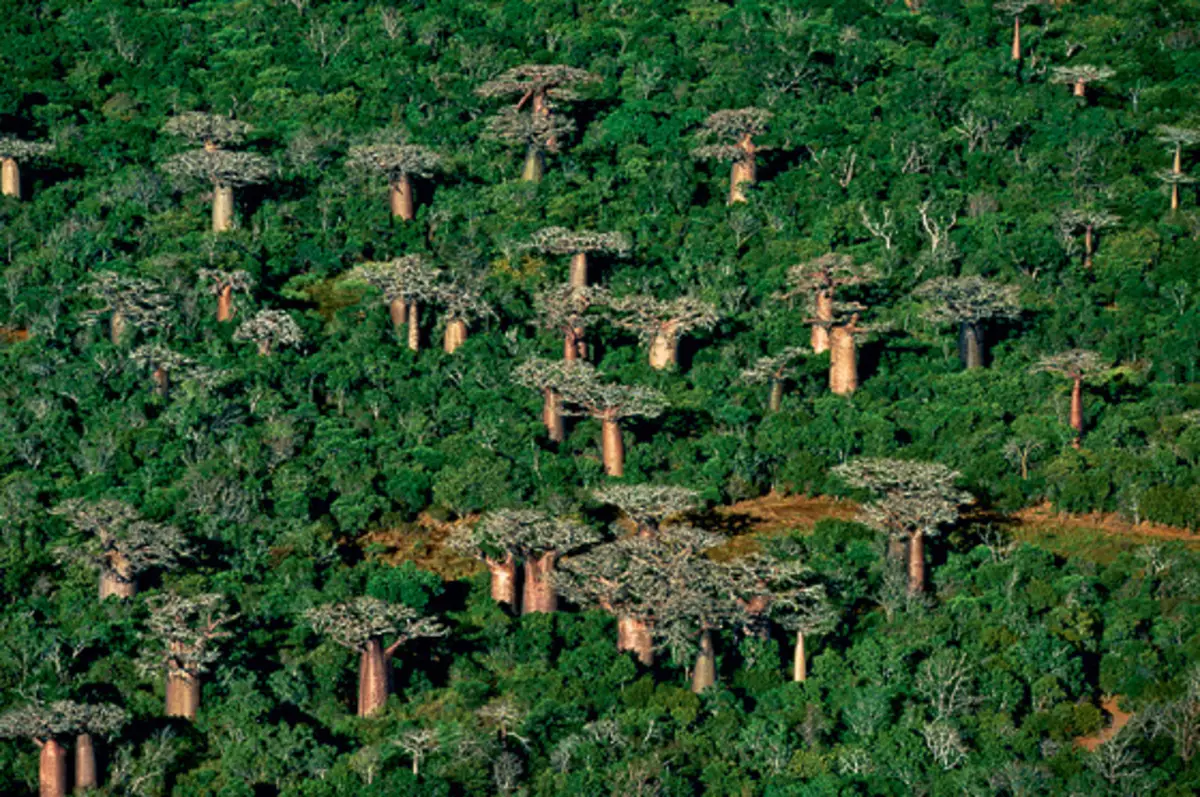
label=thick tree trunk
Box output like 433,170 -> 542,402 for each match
256,339 -> 271,357
110,311 -> 127,347
569,252 -> 588,288
768,379 -> 784,413
829,325 -> 858,395
522,551 -> 558,614
691,629 -> 716,693
75,733 -> 96,793
212,185 -> 234,233
1011,17 -> 1021,61
648,328 -> 678,370
99,569 -> 135,601
389,175 -> 414,221
2,157 -> 20,199
812,291 -> 833,353
487,554 -> 517,606
216,284 -> 234,322
563,329 -> 579,361
1073,79 -> 1086,98
388,297 -> 407,330
908,531 -> 925,596
407,302 -> 420,352
618,616 -> 654,665
1083,225 -> 1094,268
357,639 -> 388,717
39,739 -> 67,797
152,366 -> 169,397
522,147 -> 544,182
542,389 -> 565,443
793,630 -> 808,682
1070,376 -> 1083,448
165,671 -> 200,720
444,319 -> 468,353
1175,145 -> 1183,176
729,137 -> 756,204
601,418 -> 624,477
1173,181 -> 1181,212
959,321 -> 985,370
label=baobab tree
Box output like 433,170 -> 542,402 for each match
482,108 -> 576,182
81,272 -> 173,346
742,347 -> 807,411
0,135 -> 54,200
476,63 -> 598,152
832,458 -> 971,595
436,278 -> 493,354
51,498 -> 189,599
347,256 -> 441,351
1031,349 -> 1107,448
129,344 -> 201,397
233,309 -> 303,356
692,108 -> 773,204
513,357 -> 587,443
826,303 -> 869,396
305,597 -> 445,717
1058,207 -> 1119,268
345,136 -> 443,221
592,484 -> 701,537
529,227 -> 630,288
197,268 -> 253,322
1050,65 -> 1115,99
609,294 -> 718,370
778,253 -> 879,354
0,701 -> 126,797
139,592 -> 237,719
533,284 -> 610,362
161,112 -> 272,232
912,276 -> 1021,369
449,509 -> 602,614
1156,125 -> 1200,211
995,0 -> 1037,61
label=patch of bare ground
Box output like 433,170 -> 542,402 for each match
1075,696 -> 1134,751
1013,501 -> 1199,544
360,512 -> 481,580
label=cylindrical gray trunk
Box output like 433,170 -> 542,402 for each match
959,321 -> 985,370
75,732 -> 96,793
691,630 -> 716,693
212,184 -> 234,233
2,157 -> 20,199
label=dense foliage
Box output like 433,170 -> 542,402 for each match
2,0 -> 1200,794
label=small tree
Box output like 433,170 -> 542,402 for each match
912,276 -> 1021,369
450,509 -> 602,614
533,284 -> 610,362
81,272 -> 173,346
129,344 -> 201,397
197,268 -> 253,322
1058,207 -> 1119,268
233,309 -> 303,356
52,499 -> 188,599
0,136 -> 54,200
779,253 -> 879,353
139,592 -> 237,719
592,484 -> 701,537
833,458 -> 971,595
995,0 -> 1037,61
0,701 -> 126,797
554,362 -> 669,476
1050,65 -> 1115,99
476,64 -> 598,160
1156,125 -> 1200,211
513,357 -> 588,443
305,597 -> 445,717
345,136 -> 443,221
161,113 -> 272,232
609,294 -> 718,370
482,108 -> 576,182
529,227 -> 630,288
742,347 -> 807,411
692,108 -> 773,204
436,278 -> 493,354
1030,349 -> 1107,448
346,256 -> 441,351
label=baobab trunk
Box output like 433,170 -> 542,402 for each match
165,672 -> 200,720
793,630 -> 808,682
407,302 -> 420,352
99,567 -> 135,601
829,325 -> 858,395
444,319 -> 468,353
1073,79 -> 1086,98
1083,225 -> 1094,268
729,136 -> 756,204
39,739 -> 67,797
110,311 -> 127,347
388,297 -> 407,330
389,174 -> 414,221
522,147 -> 544,183
617,616 -> 654,665
357,638 -> 388,717
648,328 -> 678,370
521,552 -> 558,614
768,379 -> 784,413
212,184 -> 234,233
1172,181 -> 1181,212
1,157 -> 19,199
542,389 -> 565,443
487,554 -> 518,606
959,322 -> 985,370
216,284 -> 234,322
152,366 -> 169,398
1011,17 -> 1021,61
908,531 -> 925,596
1070,376 -> 1084,448
812,292 -> 833,353
601,418 -> 624,477
569,252 -> 588,288
256,340 -> 271,357
691,629 -> 716,693
75,732 -> 97,793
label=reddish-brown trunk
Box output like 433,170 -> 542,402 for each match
960,322 -> 984,370
1172,181 -> 1180,212
487,554 -> 517,606
165,671 -> 200,720
212,184 -> 234,232
812,291 -> 833,353
601,418 -> 624,477
407,302 -> 420,352
907,531 -> 925,596
563,328 -> 579,361
444,319 -> 468,353
152,366 -> 169,397
648,327 -> 678,370
793,630 -> 808,682
256,339 -> 271,357
618,616 -> 654,665
522,551 -> 558,614
1084,225 -> 1094,268
1175,145 -> 1183,176
569,252 -> 588,288
99,567 -> 135,601
39,739 -> 67,797
1,157 -> 19,199
691,629 -> 716,693
542,389 -> 565,443
389,174 -> 414,221
1011,17 -> 1021,61
729,134 -> 756,204
388,297 -> 407,330
1070,376 -> 1083,448
216,284 -> 234,322
829,324 -> 858,395
1073,79 -> 1086,98
357,638 -> 389,717
74,733 -> 96,793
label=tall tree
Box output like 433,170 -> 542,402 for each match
528,227 -> 630,288
129,344 -> 203,397
1058,207 -> 1120,268
305,597 -> 445,717
827,302 -> 869,396
592,484 -> 701,537
833,458 -> 971,595
995,0 -> 1037,61
692,108 -> 773,204
345,135 -> 443,221
1030,349 -> 1107,448
233,309 -> 303,357
609,294 -> 718,370
347,256 -> 441,350
1050,65 -> 1115,99
197,268 -> 253,323
912,276 -> 1021,369
0,136 -> 54,200
533,284 -> 610,362
1156,125 -> 1200,211
482,109 -> 576,182
513,357 -> 588,443
476,64 -> 598,156
160,112 -> 272,232
742,347 -> 807,411
779,253 -> 879,354
0,702 -> 125,797
436,277 -> 493,354
51,499 -> 188,599
139,592 -> 237,719
81,273 -> 173,346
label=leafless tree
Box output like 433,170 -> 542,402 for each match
1086,731 -> 1144,788
913,276 -> 1021,369
138,592 -> 237,719
995,0 -> 1038,61
1058,207 -> 1119,267
233,309 -> 303,357
0,136 -> 54,200
346,256 -> 441,350
1157,125 -> 1200,211
435,278 -> 493,354
1030,349 -> 1107,448
1003,437 -> 1043,480
592,484 -> 702,537
395,729 -> 440,778
533,284 -> 610,362
197,268 -> 253,322
609,294 -> 718,370
345,134 -> 443,220
129,344 -> 205,397
742,347 -> 807,412
916,650 -> 977,721
81,272 -> 173,346
859,204 -> 897,251
1050,65 -> 1115,98
0,701 -> 126,797
529,227 -> 630,287
778,253 -> 878,353
1143,665 -> 1200,762
692,108 -> 773,204
921,721 -> 968,770
305,596 -> 445,717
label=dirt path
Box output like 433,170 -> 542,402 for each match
1075,696 -> 1134,751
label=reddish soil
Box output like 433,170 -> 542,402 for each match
1013,501 -> 1199,544
1075,696 -> 1134,751
0,327 -> 29,344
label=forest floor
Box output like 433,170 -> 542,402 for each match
1074,696 -> 1135,751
